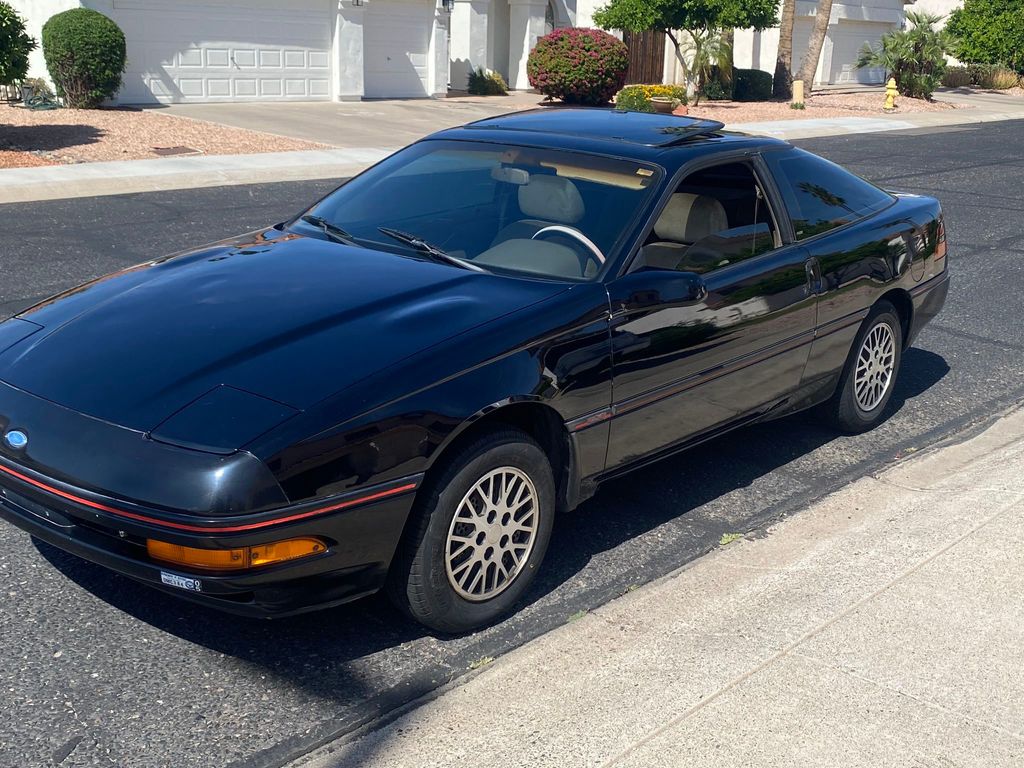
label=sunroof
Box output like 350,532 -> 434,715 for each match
465,109 -> 725,147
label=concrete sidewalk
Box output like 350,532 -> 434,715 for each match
294,408 -> 1024,768
2,93 -> 1023,205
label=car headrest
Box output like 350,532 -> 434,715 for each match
653,193 -> 728,243
518,175 -> 585,224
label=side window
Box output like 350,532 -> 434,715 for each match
763,148 -> 894,240
638,161 -> 781,274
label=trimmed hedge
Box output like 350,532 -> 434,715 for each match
733,68 -> 773,101
467,67 -> 508,95
42,8 -> 126,108
614,83 -> 688,112
527,27 -> 628,106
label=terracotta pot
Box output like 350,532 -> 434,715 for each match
650,97 -> 674,114
672,105 -> 689,116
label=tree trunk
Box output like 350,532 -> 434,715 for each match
720,27 -> 734,90
798,0 -> 834,90
665,29 -> 687,88
773,0 -> 796,99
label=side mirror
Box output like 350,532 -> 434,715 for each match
611,269 -> 708,312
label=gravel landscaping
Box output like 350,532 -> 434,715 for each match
0,104 -> 327,168
686,91 -> 963,124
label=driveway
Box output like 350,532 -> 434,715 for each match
158,91 -> 545,148
934,85 -> 1024,110
1,121 -> 1023,768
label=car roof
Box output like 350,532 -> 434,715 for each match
427,108 -> 788,167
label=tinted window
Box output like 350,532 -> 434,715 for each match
764,149 -> 894,240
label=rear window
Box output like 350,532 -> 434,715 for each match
763,149 -> 894,240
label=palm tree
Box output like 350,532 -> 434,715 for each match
857,11 -> 949,99
798,0 -> 834,89
773,0 -> 796,98
674,29 -> 731,105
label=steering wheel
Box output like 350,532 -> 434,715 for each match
531,225 -> 606,273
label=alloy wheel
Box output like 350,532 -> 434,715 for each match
444,467 -> 538,601
854,321 -> 896,412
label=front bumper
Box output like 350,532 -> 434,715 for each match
0,460 -> 421,617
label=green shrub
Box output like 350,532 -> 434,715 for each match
527,27 -> 628,105
42,8 -> 126,108
699,78 -> 730,101
964,63 -> 995,85
733,68 -> 773,101
947,0 -> 1024,78
0,2 -> 35,86
940,66 -> 972,87
467,67 -> 508,95
857,11 -> 948,99
614,84 -> 687,112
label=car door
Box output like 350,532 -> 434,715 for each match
604,155 -> 818,469
758,147 -> 909,391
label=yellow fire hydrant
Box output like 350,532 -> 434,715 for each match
884,77 -> 898,111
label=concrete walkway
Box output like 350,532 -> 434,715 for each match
293,408 -> 1024,768
2,91 -> 1023,204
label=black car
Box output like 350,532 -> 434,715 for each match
0,110 -> 948,632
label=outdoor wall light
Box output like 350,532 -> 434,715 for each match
441,0 -> 455,12
351,0 -> 363,6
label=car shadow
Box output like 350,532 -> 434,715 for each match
34,347 -> 949,750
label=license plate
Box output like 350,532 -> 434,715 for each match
160,571 -> 202,592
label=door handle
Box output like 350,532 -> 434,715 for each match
805,257 -> 823,296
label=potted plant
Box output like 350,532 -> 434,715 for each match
649,95 -> 674,113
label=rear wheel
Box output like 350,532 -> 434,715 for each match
823,301 -> 903,434
386,428 -> 555,633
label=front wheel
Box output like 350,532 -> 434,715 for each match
823,301 -> 903,434
386,428 -> 555,633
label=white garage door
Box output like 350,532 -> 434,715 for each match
103,0 -> 332,103
829,21 -> 891,85
363,0 -> 434,98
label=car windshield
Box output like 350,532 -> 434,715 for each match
300,140 -> 661,280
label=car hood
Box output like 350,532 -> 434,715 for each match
0,229 -> 568,437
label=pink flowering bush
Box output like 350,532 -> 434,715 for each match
527,28 -> 628,105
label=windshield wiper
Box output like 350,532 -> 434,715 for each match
301,214 -> 359,246
377,227 -> 487,273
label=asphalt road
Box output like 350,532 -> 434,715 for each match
1,121 -> 1022,768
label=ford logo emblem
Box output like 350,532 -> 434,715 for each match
4,430 -> 28,450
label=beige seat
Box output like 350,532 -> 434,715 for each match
491,175 -> 585,245
640,192 -> 728,271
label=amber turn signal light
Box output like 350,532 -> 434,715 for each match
147,537 -> 327,571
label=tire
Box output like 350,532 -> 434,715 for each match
386,428 -> 555,634
823,300 -> 903,434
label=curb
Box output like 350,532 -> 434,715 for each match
0,147 -> 394,204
